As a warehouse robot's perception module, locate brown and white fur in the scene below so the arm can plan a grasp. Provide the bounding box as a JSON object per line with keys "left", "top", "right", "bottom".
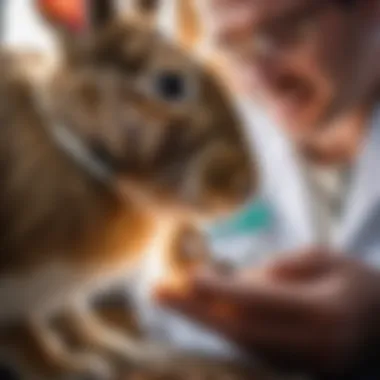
{"left": 0, "top": 1, "right": 256, "bottom": 379}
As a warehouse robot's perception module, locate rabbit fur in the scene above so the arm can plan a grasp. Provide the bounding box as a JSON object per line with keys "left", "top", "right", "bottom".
{"left": 0, "top": 1, "right": 255, "bottom": 379}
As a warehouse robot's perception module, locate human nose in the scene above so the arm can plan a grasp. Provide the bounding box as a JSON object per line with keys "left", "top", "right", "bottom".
{"left": 203, "top": 0, "right": 288, "bottom": 93}
{"left": 227, "top": 34, "right": 286, "bottom": 96}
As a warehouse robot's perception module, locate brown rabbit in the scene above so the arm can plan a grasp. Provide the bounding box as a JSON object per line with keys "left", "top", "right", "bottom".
{"left": 0, "top": 0, "right": 256, "bottom": 379}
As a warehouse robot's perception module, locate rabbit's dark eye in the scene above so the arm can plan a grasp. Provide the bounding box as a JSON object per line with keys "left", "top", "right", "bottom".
{"left": 154, "top": 71, "right": 189, "bottom": 102}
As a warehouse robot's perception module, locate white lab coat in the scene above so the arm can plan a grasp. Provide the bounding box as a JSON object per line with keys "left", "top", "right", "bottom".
{"left": 132, "top": 98, "right": 380, "bottom": 360}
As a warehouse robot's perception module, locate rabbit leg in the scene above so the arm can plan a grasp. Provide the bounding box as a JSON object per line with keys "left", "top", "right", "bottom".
{"left": 25, "top": 316, "right": 113, "bottom": 380}
{"left": 62, "top": 303, "right": 174, "bottom": 368}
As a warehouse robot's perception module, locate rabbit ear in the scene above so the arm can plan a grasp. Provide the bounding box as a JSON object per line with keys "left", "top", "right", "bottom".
{"left": 175, "top": 0, "right": 203, "bottom": 51}
{"left": 37, "top": 0, "right": 115, "bottom": 32}
{"left": 173, "top": 0, "right": 216, "bottom": 63}
{"left": 36, "top": 0, "right": 117, "bottom": 55}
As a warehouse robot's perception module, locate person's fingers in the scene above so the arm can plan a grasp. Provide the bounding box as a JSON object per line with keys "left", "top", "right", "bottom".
{"left": 159, "top": 295, "right": 244, "bottom": 339}
{"left": 267, "top": 248, "right": 337, "bottom": 281}
{"left": 158, "top": 256, "right": 343, "bottom": 326}
{"left": 192, "top": 268, "right": 320, "bottom": 320}
{"left": 160, "top": 294, "right": 323, "bottom": 355}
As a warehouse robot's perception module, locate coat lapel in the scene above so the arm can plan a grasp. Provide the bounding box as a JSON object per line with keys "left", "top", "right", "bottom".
{"left": 238, "top": 99, "right": 317, "bottom": 249}
{"left": 335, "top": 105, "right": 380, "bottom": 251}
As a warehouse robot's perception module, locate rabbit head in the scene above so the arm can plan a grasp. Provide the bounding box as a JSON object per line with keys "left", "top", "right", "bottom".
{"left": 37, "top": 0, "right": 257, "bottom": 221}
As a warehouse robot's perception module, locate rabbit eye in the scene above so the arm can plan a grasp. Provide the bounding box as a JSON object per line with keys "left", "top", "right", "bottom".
{"left": 153, "top": 70, "right": 191, "bottom": 102}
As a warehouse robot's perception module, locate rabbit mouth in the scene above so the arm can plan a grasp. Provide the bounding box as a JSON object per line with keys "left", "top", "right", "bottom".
{"left": 178, "top": 141, "right": 254, "bottom": 214}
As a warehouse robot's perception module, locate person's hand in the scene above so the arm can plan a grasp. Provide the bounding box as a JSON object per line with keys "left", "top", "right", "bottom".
{"left": 156, "top": 249, "right": 380, "bottom": 376}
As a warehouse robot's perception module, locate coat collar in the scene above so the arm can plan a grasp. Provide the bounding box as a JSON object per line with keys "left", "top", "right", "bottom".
{"left": 238, "top": 98, "right": 380, "bottom": 252}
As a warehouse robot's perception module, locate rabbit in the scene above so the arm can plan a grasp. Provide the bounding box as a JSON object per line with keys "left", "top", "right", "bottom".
{"left": 0, "top": 0, "right": 257, "bottom": 378}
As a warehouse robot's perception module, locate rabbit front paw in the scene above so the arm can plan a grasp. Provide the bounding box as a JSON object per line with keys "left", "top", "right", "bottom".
{"left": 59, "top": 305, "right": 149, "bottom": 367}
{"left": 25, "top": 317, "right": 114, "bottom": 380}
{"left": 54, "top": 353, "right": 113, "bottom": 380}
